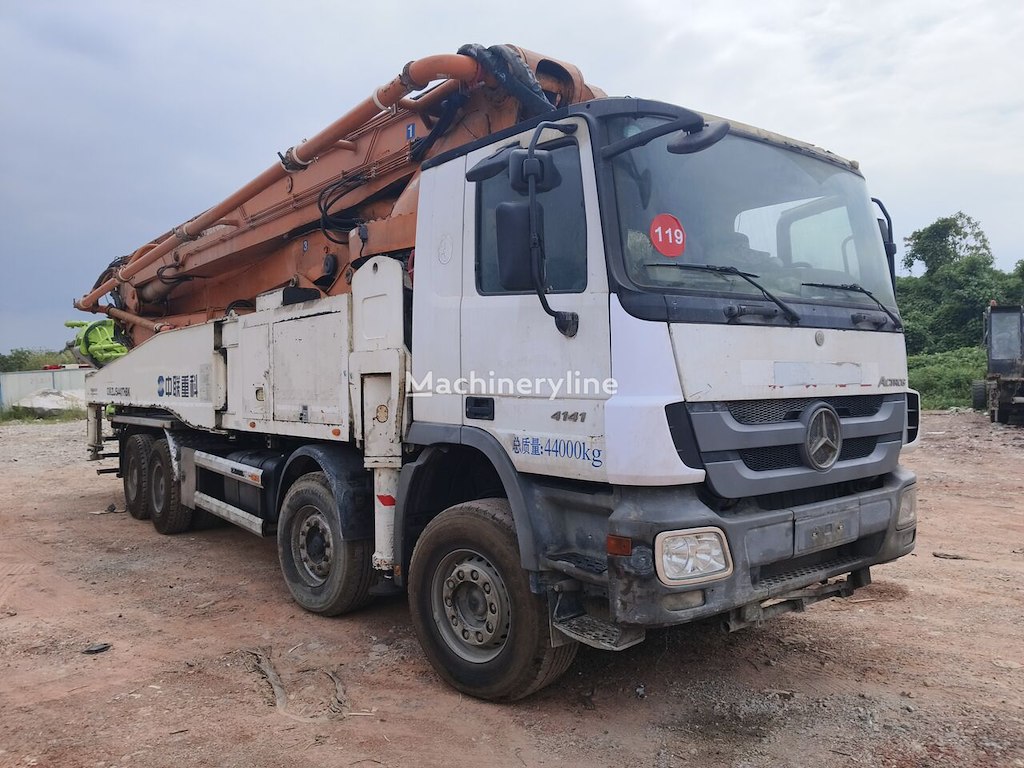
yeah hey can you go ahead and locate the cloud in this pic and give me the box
[1,0,1022,351]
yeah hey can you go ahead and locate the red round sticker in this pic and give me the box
[649,214,686,258]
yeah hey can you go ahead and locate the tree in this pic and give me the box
[895,213,1023,355]
[902,211,992,274]
[0,348,32,372]
[0,347,73,372]
[1013,259,1024,300]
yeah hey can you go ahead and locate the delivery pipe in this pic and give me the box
[397,78,463,112]
[105,306,174,334]
[75,53,482,313]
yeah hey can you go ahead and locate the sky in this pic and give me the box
[1,0,1022,352]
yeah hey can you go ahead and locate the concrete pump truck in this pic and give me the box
[74,44,919,700]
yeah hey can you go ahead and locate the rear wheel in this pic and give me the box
[996,406,1011,424]
[408,498,578,701]
[277,472,373,615]
[148,438,192,534]
[123,433,155,520]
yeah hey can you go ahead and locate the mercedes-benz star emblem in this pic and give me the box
[801,404,842,471]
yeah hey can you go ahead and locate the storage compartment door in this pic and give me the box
[272,312,349,426]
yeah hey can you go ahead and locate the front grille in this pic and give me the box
[727,395,884,425]
[689,394,904,499]
[839,436,877,461]
[739,437,879,472]
[739,444,802,471]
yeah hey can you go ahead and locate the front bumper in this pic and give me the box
[603,467,917,627]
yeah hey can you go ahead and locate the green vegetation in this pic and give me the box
[907,347,986,410]
[0,406,86,423]
[897,212,1024,356]
[898,212,1022,409]
[0,347,74,372]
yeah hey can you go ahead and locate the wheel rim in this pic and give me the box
[151,461,165,516]
[430,548,511,663]
[291,505,334,586]
[125,450,139,502]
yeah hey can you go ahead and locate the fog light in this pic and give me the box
[897,486,917,529]
[654,527,733,585]
[662,590,706,611]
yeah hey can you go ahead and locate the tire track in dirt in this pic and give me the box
[0,562,36,605]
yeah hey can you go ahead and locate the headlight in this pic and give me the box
[654,527,733,585]
[897,486,917,529]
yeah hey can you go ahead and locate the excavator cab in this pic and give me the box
[976,305,1024,423]
[986,304,1024,374]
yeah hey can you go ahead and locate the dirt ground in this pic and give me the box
[0,411,1022,768]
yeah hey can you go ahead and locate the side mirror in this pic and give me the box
[496,201,538,291]
[509,149,562,194]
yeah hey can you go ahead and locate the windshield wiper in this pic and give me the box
[646,263,801,323]
[801,282,903,330]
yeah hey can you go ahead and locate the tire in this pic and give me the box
[123,433,155,520]
[996,406,1010,424]
[971,381,987,412]
[277,472,373,616]
[148,438,193,534]
[407,498,578,701]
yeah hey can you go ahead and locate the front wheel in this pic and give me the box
[407,498,577,701]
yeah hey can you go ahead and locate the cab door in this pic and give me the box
[459,119,611,482]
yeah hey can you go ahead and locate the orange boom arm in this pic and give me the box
[75,45,602,346]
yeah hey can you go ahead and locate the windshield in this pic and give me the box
[990,311,1023,360]
[609,116,898,313]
